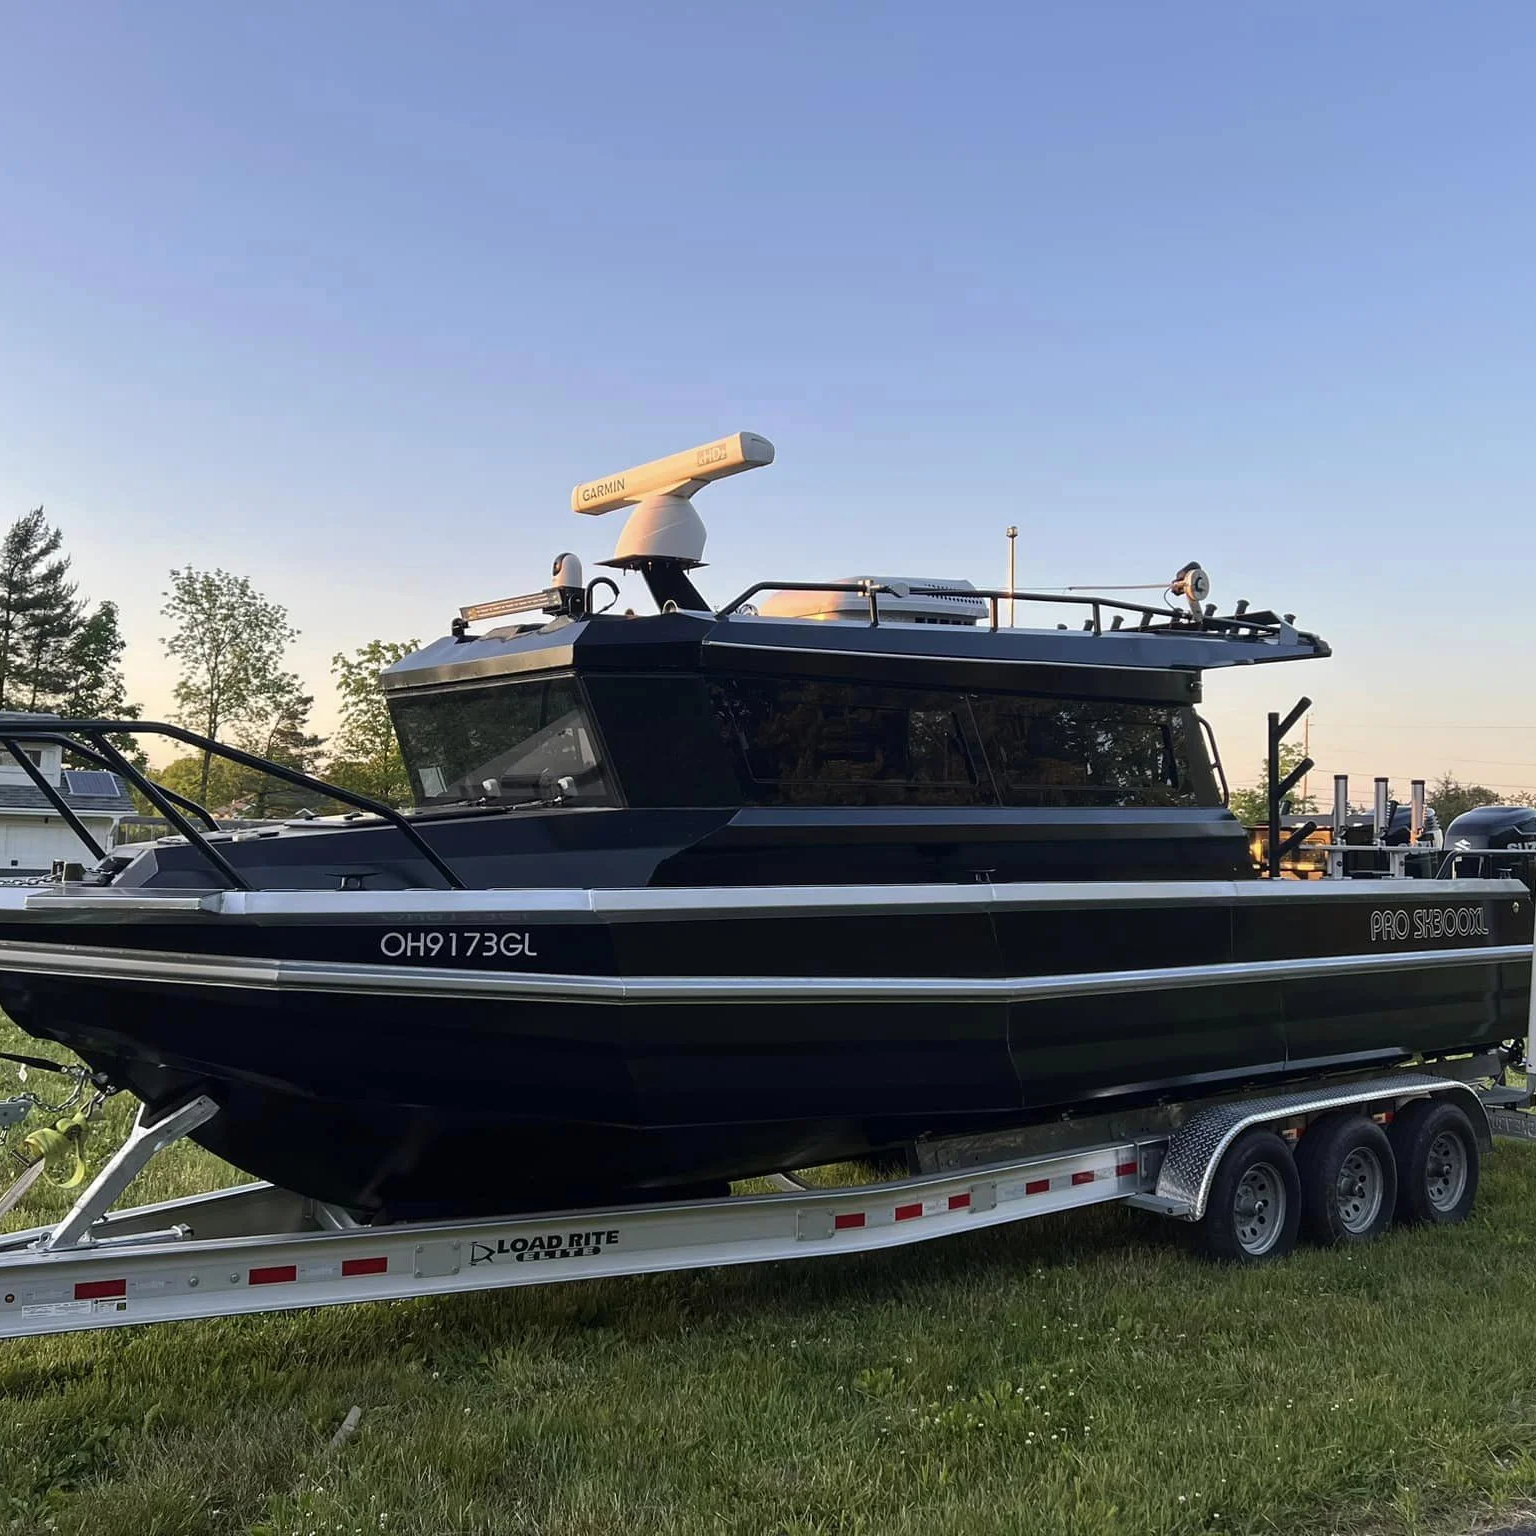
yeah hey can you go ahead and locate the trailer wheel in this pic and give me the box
[1296,1114,1396,1246]
[1389,1099,1480,1226]
[1195,1129,1301,1264]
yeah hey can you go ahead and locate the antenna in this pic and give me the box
[1005,526,1018,627]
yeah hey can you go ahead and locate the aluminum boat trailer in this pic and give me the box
[1,1061,1529,1340]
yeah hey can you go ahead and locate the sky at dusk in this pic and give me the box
[1,3,1532,795]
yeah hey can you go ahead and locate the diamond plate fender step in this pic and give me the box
[1148,1072,1487,1222]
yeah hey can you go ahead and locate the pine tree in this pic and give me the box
[0,508,83,712]
[58,601,132,718]
[58,600,145,766]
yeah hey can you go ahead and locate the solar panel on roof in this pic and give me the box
[62,769,122,796]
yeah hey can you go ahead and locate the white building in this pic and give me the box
[0,742,135,875]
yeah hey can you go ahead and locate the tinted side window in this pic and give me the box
[580,673,741,807]
[968,694,1195,807]
[710,678,989,806]
[389,677,615,807]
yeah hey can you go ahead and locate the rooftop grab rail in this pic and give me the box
[0,716,463,893]
[715,580,1296,638]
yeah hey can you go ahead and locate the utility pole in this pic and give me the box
[1302,713,1311,807]
[1006,526,1018,627]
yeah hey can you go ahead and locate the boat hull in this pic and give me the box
[0,878,1529,1217]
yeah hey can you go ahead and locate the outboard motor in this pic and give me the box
[1445,805,1536,887]
[1382,804,1442,848]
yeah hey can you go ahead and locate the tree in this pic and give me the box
[1229,741,1317,824]
[1429,774,1506,831]
[235,674,326,817]
[54,600,146,765]
[57,601,131,718]
[157,752,244,814]
[0,507,83,711]
[161,567,299,803]
[325,639,419,806]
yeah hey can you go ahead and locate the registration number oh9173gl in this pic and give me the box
[379,930,538,961]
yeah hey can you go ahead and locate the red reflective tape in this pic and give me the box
[342,1256,388,1278]
[1025,1178,1051,1195]
[833,1212,866,1231]
[894,1202,923,1222]
[948,1192,971,1210]
[74,1278,126,1301]
[249,1265,298,1286]
[1071,1170,1095,1186]
[1116,1161,1138,1177]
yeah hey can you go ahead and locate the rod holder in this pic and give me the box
[1333,775,1349,842]
[1374,778,1390,844]
[1410,779,1426,844]
[1266,698,1313,879]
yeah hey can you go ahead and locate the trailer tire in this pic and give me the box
[1389,1098,1480,1227]
[1195,1128,1300,1264]
[1296,1113,1396,1246]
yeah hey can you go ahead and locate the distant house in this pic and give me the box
[0,742,135,874]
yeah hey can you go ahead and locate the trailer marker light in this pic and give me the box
[1116,1161,1138,1177]
[249,1265,298,1286]
[342,1256,388,1278]
[74,1279,126,1301]
[1071,1171,1095,1186]
[833,1212,866,1231]
[948,1192,971,1210]
[894,1202,923,1222]
[1025,1178,1051,1195]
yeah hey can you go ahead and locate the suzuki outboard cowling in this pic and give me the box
[1446,805,1536,886]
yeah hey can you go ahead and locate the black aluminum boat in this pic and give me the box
[0,433,1529,1219]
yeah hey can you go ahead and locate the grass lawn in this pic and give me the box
[5,1016,1536,1536]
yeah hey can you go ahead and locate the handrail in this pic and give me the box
[0,715,464,892]
[84,731,253,891]
[19,731,219,829]
[715,579,1289,638]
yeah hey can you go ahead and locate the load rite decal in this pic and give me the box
[469,1229,621,1266]
[1369,907,1491,942]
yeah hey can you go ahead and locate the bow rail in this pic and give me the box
[0,715,462,892]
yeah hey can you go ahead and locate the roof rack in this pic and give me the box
[717,579,1306,641]
[0,715,464,893]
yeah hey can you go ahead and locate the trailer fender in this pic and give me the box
[1151,1072,1487,1221]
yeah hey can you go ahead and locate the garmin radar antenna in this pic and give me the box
[571,431,776,611]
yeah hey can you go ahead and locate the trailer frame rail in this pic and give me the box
[0,1071,1504,1339]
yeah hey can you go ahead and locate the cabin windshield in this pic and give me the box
[389,677,615,808]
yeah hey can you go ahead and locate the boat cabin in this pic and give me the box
[382,608,1244,816]
[381,433,1327,836]
[377,433,1327,890]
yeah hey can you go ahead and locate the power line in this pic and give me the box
[1314,722,1536,731]
[1314,754,1536,771]
[1303,771,1535,793]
